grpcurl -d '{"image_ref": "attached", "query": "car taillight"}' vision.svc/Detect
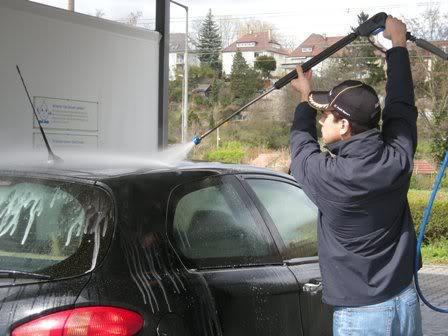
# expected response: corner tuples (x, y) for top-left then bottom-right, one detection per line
(12, 306), (144, 336)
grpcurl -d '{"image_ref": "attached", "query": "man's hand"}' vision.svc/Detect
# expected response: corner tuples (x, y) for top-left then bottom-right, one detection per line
(291, 65), (312, 103)
(383, 16), (407, 48)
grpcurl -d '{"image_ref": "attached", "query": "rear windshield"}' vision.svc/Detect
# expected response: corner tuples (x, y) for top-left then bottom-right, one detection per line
(0, 176), (113, 278)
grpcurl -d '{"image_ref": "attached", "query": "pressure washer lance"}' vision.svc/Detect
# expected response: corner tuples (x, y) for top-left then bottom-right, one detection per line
(192, 12), (448, 146)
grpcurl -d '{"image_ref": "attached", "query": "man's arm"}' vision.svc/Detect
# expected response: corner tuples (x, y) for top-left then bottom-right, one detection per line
(289, 67), (323, 203)
(382, 17), (418, 160)
(290, 102), (320, 184)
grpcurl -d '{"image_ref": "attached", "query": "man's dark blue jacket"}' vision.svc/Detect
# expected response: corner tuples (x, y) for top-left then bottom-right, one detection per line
(290, 47), (418, 307)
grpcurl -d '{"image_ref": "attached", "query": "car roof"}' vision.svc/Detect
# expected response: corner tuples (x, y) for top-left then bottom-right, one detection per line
(0, 153), (294, 182)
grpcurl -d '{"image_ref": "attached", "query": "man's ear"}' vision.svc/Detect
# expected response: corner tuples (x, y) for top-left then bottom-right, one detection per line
(340, 119), (351, 136)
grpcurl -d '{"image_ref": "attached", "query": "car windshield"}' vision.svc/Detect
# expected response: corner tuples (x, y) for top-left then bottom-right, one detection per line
(0, 176), (113, 278)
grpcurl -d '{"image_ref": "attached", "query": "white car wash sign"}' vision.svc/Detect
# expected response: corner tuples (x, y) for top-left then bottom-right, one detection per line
(33, 97), (98, 131)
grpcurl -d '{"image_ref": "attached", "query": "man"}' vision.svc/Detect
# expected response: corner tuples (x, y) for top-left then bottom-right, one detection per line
(289, 16), (423, 335)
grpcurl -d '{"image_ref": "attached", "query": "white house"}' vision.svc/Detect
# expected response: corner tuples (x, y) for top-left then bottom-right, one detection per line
(169, 33), (200, 80)
(222, 31), (289, 77)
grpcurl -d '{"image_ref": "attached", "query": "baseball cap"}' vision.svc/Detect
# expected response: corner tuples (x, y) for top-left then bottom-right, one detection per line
(308, 80), (381, 127)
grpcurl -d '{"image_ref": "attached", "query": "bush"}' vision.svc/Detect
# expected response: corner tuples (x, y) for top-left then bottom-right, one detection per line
(254, 55), (276, 79)
(264, 122), (291, 149)
(192, 95), (208, 107)
(218, 84), (233, 107)
(408, 190), (448, 244)
(207, 141), (245, 164)
(168, 79), (183, 103)
(415, 140), (432, 160)
(188, 65), (216, 88)
(443, 173), (448, 189)
(410, 173), (448, 192)
(410, 174), (435, 190)
(220, 120), (291, 150)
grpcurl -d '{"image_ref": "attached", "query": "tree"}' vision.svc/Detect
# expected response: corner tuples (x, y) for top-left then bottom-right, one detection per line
(338, 12), (386, 89)
(126, 11), (143, 26)
(408, 5), (448, 163)
(429, 58), (448, 163)
(197, 9), (222, 73)
(217, 18), (280, 48)
(237, 20), (276, 38)
(217, 16), (241, 48)
(230, 51), (249, 97)
(188, 64), (215, 89)
(230, 51), (263, 104)
(210, 76), (221, 104)
(411, 50), (448, 163)
(408, 5), (448, 40)
(94, 9), (105, 18)
(254, 55), (276, 79)
(276, 34), (299, 53)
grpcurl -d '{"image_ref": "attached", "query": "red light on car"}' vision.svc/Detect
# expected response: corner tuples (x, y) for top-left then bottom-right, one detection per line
(12, 306), (144, 336)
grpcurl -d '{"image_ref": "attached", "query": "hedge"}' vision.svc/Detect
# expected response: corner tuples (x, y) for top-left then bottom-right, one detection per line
(409, 189), (448, 244)
(207, 141), (245, 164)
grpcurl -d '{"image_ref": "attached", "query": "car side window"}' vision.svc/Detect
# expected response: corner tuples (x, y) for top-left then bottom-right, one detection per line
(246, 178), (318, 260)
(170, 176), (277, 268)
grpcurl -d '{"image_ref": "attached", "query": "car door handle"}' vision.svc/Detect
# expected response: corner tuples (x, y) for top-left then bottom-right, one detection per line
(302, 280), (322, 295)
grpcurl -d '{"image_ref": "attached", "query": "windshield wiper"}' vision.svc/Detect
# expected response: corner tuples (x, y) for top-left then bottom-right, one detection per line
(0, 270), (51, 280)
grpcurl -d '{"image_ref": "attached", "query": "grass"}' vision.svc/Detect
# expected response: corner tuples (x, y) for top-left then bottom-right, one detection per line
(408, 189), (448, 202)
(421, 239), (448, 265)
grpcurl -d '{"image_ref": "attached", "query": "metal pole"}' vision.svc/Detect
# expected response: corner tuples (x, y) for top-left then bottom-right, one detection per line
(216, 127), (220, 148)
(170, 0), (189, 143)
(156, 0), (170, 149)
(67, 0), (74, 11)
(183, 7), (189, 143)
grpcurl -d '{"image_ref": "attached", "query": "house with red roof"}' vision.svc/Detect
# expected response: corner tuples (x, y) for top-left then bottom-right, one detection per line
(222, 31), (290, 77)
(413, 160), (437, 175)
(283, 33), (448, 72)
(282, 33), (346, 72)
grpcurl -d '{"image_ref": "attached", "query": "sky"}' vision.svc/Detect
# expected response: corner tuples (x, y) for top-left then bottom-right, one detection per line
(31, 0), (447, 46)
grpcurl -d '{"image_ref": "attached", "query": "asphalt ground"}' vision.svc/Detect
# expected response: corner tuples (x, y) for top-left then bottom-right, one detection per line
(418, 265), (448, 335)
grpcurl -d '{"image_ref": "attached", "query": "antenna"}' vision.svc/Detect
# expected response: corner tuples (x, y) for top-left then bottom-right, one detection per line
(16, 65), (62, 164)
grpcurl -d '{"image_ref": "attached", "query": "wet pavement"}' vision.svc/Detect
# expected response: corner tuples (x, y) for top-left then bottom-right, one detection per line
(418, 265), (448, 335)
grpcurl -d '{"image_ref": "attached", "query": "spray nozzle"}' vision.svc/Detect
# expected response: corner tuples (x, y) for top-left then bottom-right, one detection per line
(192, 136), (202, 145)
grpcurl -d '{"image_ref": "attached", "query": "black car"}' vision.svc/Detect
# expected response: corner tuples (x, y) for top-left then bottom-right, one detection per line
(0, 160), (332, 336)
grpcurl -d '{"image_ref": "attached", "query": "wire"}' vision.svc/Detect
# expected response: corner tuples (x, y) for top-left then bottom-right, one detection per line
(114, 1), (443, 23)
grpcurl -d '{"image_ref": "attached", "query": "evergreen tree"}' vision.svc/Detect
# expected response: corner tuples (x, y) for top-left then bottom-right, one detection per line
(230, 51), (263, 104)
(230, 51), (249, 96)
(197, 9), (222, 73)
(210, 76), (221, 104)
(340, 12), (385, 89)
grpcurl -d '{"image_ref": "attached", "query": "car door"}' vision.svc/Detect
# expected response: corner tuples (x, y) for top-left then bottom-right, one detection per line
(168, 174), (305, 336)
(240, 174), (333, 336)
